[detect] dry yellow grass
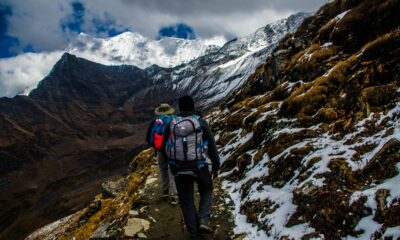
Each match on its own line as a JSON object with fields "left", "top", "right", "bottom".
{"left": 362, "top": 29, "right": 400, "bottom": 59}
{"left": 58, "top": 149, "right": 153, "bottom": 240}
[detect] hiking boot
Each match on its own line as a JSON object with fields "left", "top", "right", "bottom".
{"left": 170, "top": 195, "right": 179, "bottom": 205}
{"left": 199, "top": 223, "right": 213, "bottom": 233}
{"left": 158, "top": 190, "right": 170, "bottom": 202}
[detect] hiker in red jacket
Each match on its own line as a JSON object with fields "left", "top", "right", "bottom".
{"left": 146, "top": 103, "right": 177, "bottom": 199}
{"left": 163, "top": 95, "right": 220, "bottom": 240}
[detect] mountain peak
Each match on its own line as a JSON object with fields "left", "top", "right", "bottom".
{"left": 65, "top": 31, "right": 226, "bottom": 69}
{"left": 48, "top": 52, "right": 80, "bottom": 75}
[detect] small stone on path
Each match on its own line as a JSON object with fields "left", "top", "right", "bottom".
{"left": 137, "top": 233, "right": 147, "bottom": 239}
{"left": 123, "top": 218, "right": 151, "bottom": 237}
{"left": 145, "top": 177, "right": 157, "bottom": 185}
{"left": 129, "top": 210, "right": 139, "bottom": 217}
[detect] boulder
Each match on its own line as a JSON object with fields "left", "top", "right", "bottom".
{"left": 90, "top": 221, "right": 120, "bottom": 239}
{"left": 124, "top": 218, "right": 151, "bottom": 237}
{"left": 101, "top": 178, "right": 128, "bottom": 198}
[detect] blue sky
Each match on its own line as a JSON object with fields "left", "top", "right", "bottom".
{"left": 0, "top": 0, "right": 325, "bottom": 59}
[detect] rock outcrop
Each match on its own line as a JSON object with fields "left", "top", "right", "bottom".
{"left": 25, "top": 149, "right": 153, "bottom": 240}
{"left": 0, "top": 13, "right": 307, "bottom": 239}
{"left": 207, "top": 0, "right": 400, "bottom": 239}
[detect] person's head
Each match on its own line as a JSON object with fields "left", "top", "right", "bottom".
{"left": 178, "top": 95, "right": 195, "bottom": 112}
{"left": 154, "top": 103, "right": 175, "bottom": 115}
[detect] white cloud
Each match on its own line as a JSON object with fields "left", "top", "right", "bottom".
{"left": 5, "top": 0, "right": 73, "bottom": 51}
{"left": 0, "top": 32, "right": 227, "bottom": 98}
{"left": 0, "top": 0, "right": 327, "bottom": 98}
{"left": 2, "top": 0, "right": 326, "bottom": 51}
{"left": 0, "top": 51, "right": 63, "bottom": 97}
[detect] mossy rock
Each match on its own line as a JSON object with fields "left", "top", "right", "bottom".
{"left": 240, "top": 199, "right": 277, "bottom": 232}
{"left": 253, "top": 147, "right": 267, "bottom": 166}
{"left": 362, "top": 138, "right": 400, "bottom": 183}
{"left": 224, "top": 111, "right": 251, "bottom": 131}
{"left": 361, "top": 84, "right": 397, "bottom": 108}
{"left": 326, "top": 158, "right": 359, "bottom": 185}
{"left": 383, "top": 199, "right": 400, "bottom": 227}
{"left": 316, "top": 107, "right": 338, "bottom": 123}
{"left": 251, "top": 118, "right": 275, "bottom": 147}
{"left": 217, "top": 132, "right": 236, "bottom": 146}
{"left": 263, "top": 144, "right": 313, "bottom": 187}
{"left": 362, "top": 29, "right": 400, "bottom": 60}
{"left": 237, "top": 153, "right": 252, "bottom": 179}
{"left": 267, "top": 130, "right": 317, "bottom": 158}
{"left": 243, "top": 111, "right": 261, "bottom": 130}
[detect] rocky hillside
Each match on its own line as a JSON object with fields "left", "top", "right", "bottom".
{"left": 25, "top": 150, "right": 154, "bottom": 240}
{"left": 0, "top": 13, "right": 307, "bottom": 240}
{"left": 0, "top": 54, "right": 153, "bottom": 240}
{"left": 206, "top": 0, "right": 400, "bottom": 239}
{"left": 26, "top": 149, "right": 237, "bottom": 240}
{"left": 147, "top": 12, "right": 309, "bottom": 109}
{"left": 22, "top": 0, "right": 400, "bottom": 239}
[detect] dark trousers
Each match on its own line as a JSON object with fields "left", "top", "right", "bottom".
{"left": 173, "top": 166, "right": 213, "bottom": 240}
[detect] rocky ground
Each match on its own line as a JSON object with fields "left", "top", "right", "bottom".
{"left": 132, "top": 163, "right": 237, "bottom": 240}
{"left": 205, "top": 0, "right": 400, "bottom": 238}
{"left": 26, "top": 150, "right": 240, "bottom": 240}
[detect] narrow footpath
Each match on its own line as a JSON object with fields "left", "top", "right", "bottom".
{"left": 128, "top": 162, "right": 238, "bottom": 240}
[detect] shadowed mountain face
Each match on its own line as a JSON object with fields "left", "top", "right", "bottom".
{"left": 0, "top": 54, "right": 164, "bottom": 239}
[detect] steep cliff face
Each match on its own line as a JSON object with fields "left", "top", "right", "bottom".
{"left": 207, "top": 0, "right": 400, "bottom": 238}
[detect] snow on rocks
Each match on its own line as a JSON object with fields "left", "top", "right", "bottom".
{"left": 207, "top": 52, "right": 400, "bottom": 239}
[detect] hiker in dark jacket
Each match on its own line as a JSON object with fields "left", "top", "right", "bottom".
{"left": 162, "top": 95, "right": 220, "bottom": 240}
{"left": 146, "top": 103, "right": 177, "bottom": 198}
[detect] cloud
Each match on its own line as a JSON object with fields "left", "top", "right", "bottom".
{"left": 0, "top": 4, "right": 24, "bottom": 57}
{"left": 61, "top": 1, "right": 85, "bottom": 34}
{"left": 1, "top": 0, "right": 326, "bottom": 54}
{"left": 0, "top": 0, "right": 327, "bottom": 97}
{"left": 0, "top": 51, "right": 63, "bottom": 97}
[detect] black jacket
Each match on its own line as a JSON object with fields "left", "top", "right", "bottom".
{"left": 162, "top": 112, "right": 220, "bottom": 172}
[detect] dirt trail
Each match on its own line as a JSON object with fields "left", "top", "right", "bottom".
{"left": 133, "top": 163, "right": 237, "bottom": 240}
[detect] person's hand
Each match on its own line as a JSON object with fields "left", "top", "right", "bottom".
{"left": 212, "top": 170, "right": 219, "bottom": 179}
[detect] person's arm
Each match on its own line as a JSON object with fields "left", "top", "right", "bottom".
{"left": 200, "top": 118, "right": 220, "bottom": 173}
{"left": 161, "top": 121, "right": 171, "bottom": 158}
{"left": 145, "top": 120, "right": 155, "bottom": 145}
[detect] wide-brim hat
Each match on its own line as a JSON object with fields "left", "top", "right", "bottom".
{"left": 155, "top": 103, "right": 175, "bottom": 115}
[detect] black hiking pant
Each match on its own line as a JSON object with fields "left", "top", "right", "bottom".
{"left": 173, "top": 166, "right": 213, "bottom": 240}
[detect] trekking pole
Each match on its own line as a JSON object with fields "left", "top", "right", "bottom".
{"left": 179, "top": 207, "right": 185, "bottom": 233}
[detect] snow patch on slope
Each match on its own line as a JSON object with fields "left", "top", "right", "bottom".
{"left": 210, "top": 83, "right": 400, "bottom": 239}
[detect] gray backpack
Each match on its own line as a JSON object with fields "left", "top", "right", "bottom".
{"left": 166, "top": 115, "right": 207, "bottom": 162}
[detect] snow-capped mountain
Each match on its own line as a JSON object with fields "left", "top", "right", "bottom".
{"left": 66, "top": 32, "right": 226, "bottom": 69}
{"left": 145, "top": 12, "right": 309, "bottom": 108}
{"left": 0, "top": 13, "right": 308, "bottom": 239}
{"left": 0, "top": 32, "right": 225, "bottom": 98}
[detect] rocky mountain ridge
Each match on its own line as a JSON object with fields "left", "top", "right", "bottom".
{"left": 150, "top": 12, "right": 309, "bottom": 109}
{"left": 65, "top": 32, "right": 226, "bottom": 69}
{"left": 21, "top": 0, "right": 400, "bottom": 239}
{"left": 0, "top": 13, "right": 307, "bottom": 240}
{"left": 0, "top": 31, "right": 225, "bottom": 98}
{"left": 207, "top": 0, "right": 400, "bottom": 238}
